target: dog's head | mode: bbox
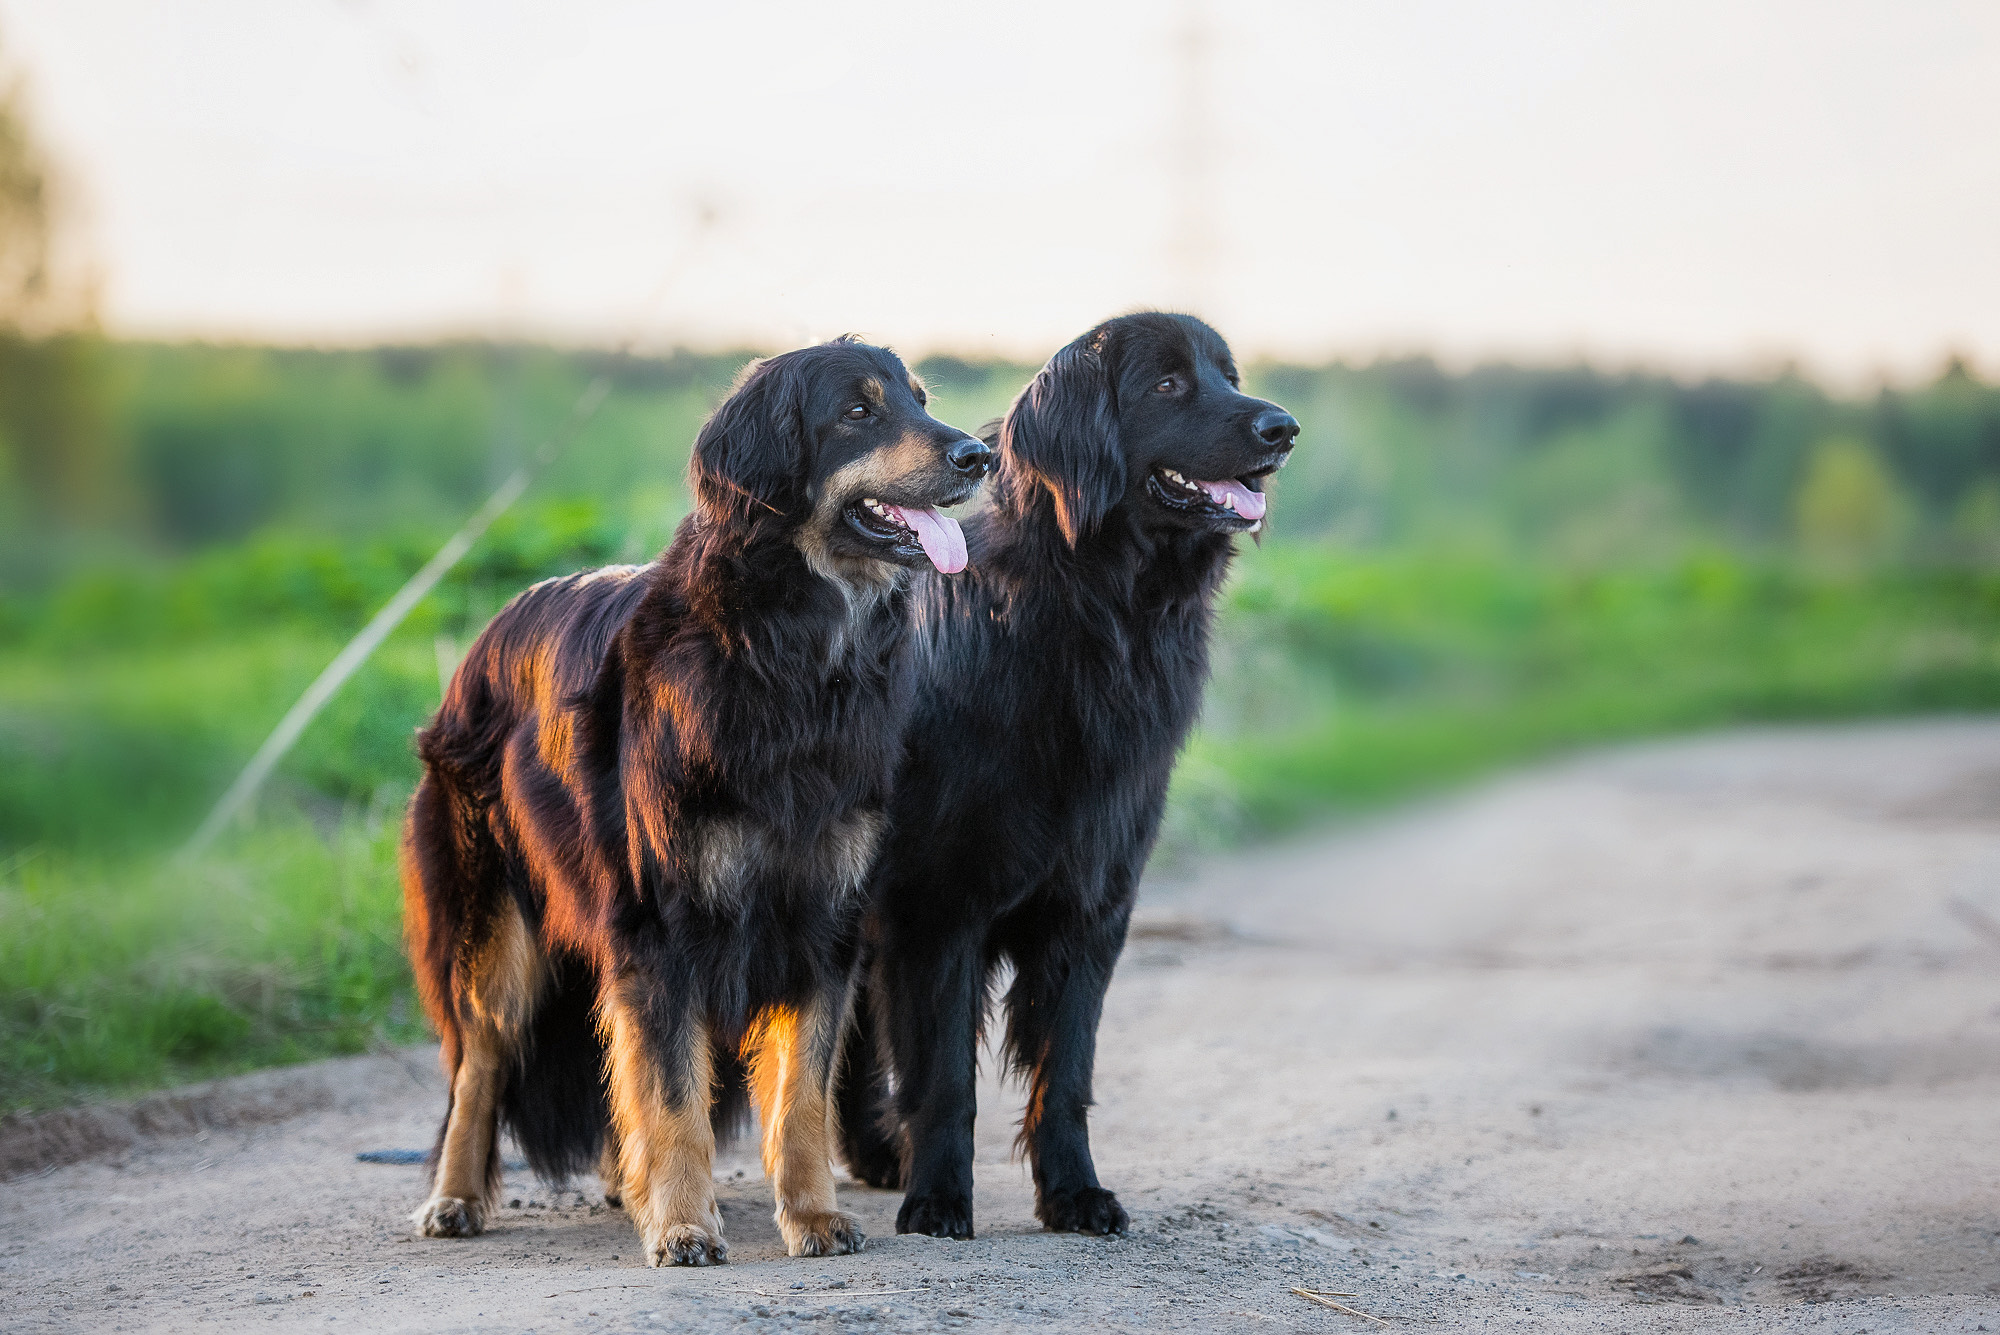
[997,313,1299,545]
[690,338,990,575]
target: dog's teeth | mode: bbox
[1248,519,1263,533]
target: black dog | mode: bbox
[401,338,989,1265]
[835,313,1299,1238]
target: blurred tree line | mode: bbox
[1258,355,2000,568]
[4,340,1999,588]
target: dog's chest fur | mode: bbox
[645,565,911,913]
[686,807,884,911]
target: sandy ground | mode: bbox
[5,718,2000,1333]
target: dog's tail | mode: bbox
[502,961,756,1184]
[497,951,609,1187]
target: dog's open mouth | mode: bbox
[1147,467,1269,531]
[847,498,969,573]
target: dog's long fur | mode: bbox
[401,338,986,1264]
[834,314,1299,1239]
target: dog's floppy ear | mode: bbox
[689,357,809,522]
[1000,332,1124,546]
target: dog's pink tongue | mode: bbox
[884,505,968,574]
[1195,478,1268,521]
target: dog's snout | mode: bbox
[1253,409,1300,451]
[947,436,994,478]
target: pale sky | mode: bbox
[3,0,1997,382]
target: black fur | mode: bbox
[834,313,1299,1238]
[403,338,986,1207]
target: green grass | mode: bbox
[1168,550,2000,851]
[7,537,2000,1111]
[0,809,426,1112]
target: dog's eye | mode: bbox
[845,403,871,421]
[1153,377,1180,394]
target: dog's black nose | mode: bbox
[947,437,993,477]
[1254,409,1300,451]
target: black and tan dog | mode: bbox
[835,313,1298,1239]
[401,338,989,1265]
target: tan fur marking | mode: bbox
[742,1001,864,1257]
[817,810,884,899]
[817,438,949,513]
[691,816,765,909]
[413,1040,501,1236]
[413,899,543,1237]
[462,896,542,1035]
[689,810,881,910]
[600,977,726,1266]
[795,438,946,591]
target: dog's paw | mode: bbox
[842,1139,905,1191]
[896,1190,974,1240]
[1037,1186,1128,1236]
[780,1209,866,1258]
[648,1223,728,1267]
[411,1195,485,1238]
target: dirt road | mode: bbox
[5,719,1999,1332]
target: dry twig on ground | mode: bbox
[1291,1286,1388,1323]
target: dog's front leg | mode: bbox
[882,925,987,1239]
[1004,895,1132,1237]
[747,996,865,1257]
[600,971,726,1266]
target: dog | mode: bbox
[400,337,990,1266]
[834,313,1299,1238]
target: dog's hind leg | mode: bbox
[833,967,903,1189]
[600,970,727,1266]
[412,896,543,1238]
[415,1030,504,1237]
[746,997,866,1257]
[597,1125,623,1207]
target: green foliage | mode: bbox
[1161,550,2000,854]
[108,342,733,547]
[1253,356,2000,560]
[1795,436,1909,564]
[0,334,112,573]
[9,534,2000,1108]
[9,338,2000,1110]
[0,808,424,1111]
[4,340,2000,585]
[0,498,653,853]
